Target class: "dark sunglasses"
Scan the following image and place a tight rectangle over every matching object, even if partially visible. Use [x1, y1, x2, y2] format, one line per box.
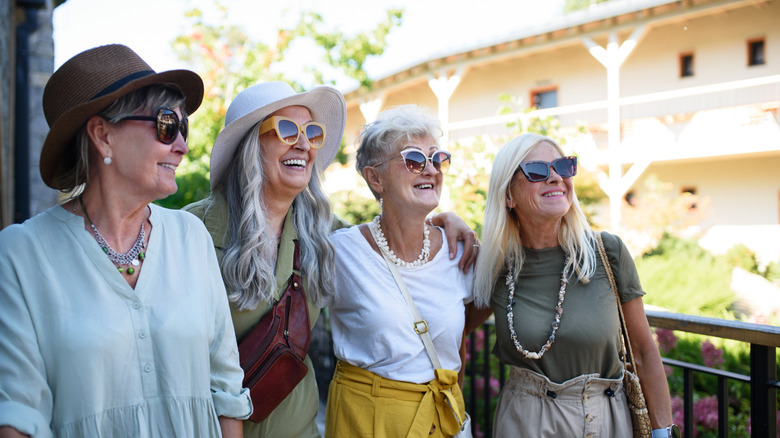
[517, 156, 577, 182]
[117, 107, 188, 145]
[258, 116, 326, 149]
[377, 149, 452, 175]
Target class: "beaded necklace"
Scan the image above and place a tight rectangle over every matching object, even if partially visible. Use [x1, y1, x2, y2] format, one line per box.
[505, 254, 570, 360]
[77, 196, 146, 275]
[370, 215, 430, 268]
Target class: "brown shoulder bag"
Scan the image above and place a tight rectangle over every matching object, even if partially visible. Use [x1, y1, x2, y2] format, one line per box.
[238, 240, 311, 422]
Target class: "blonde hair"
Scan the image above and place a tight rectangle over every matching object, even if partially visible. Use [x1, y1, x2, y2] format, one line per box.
[473, 133, 596, 308]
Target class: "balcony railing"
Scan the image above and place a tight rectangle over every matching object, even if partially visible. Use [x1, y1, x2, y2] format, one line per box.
[464, 310, 780, 438]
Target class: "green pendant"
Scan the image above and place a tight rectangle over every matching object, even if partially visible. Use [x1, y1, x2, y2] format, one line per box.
[102, 247, 109, 254]
[127, 267, 135, 275]
[138, 252, 145, 261]
[117, 267, 124, 273]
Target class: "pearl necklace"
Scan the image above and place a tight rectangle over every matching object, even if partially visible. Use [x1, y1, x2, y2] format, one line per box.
[78, 196, 146, 275]
[370, 215, 430, 268]
[505, 254, 570, 360]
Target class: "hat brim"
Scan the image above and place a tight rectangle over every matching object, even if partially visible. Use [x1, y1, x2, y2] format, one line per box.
[40, 69, 204, 190]
[209, 85, 346, 190]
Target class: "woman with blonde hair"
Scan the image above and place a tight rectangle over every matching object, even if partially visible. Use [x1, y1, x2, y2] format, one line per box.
[474, 133, 677, 437]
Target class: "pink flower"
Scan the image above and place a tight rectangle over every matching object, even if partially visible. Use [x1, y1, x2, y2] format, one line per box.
[701, 340, 724, 368]
[475, 422, 484, 438]
[655, 329, 678, 353]
[474, 376, 500, 398]
[474, 329, 486, 352]
[693, 396, 719, 430]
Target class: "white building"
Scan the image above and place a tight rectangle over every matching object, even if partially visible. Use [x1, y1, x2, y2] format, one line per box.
[334, 0, 780, 264]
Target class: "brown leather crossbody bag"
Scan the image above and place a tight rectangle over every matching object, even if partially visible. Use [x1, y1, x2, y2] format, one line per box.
[238, 240, 311, 422]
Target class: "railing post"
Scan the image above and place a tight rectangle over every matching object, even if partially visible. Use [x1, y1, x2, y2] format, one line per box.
[683, 369, 694, 438]
[750, 344, 777, 438]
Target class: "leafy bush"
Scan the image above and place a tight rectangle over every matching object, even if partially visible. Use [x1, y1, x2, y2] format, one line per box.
[635, 233, 737, 317]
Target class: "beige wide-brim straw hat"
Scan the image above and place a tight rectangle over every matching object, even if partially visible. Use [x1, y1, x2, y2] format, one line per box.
[40, 44, 204, 190]
[209, 81, 347, 190]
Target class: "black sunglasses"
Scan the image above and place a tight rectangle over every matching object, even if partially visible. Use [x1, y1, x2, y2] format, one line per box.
[117, 107, 188, 145]
[517, 156, 577, 182]
[377, 149, 452, 175]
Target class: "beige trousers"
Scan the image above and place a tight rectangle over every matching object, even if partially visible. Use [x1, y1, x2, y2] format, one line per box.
[493, 366, 633, 438]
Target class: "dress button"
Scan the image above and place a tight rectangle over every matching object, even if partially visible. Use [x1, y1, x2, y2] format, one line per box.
[144, 364, 152, 373]
[139, 330, 147, 339]
[132, 301, 141, 309]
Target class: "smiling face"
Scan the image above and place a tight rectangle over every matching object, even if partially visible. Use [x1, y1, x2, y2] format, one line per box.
[379, 137, 443, 217]
[259, 105, 318, 203]
[507, 141, 574, 227]
[109, 106, 188, 201]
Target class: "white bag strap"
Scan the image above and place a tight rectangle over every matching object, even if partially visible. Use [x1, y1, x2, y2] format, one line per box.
[367, 224, 443, 369]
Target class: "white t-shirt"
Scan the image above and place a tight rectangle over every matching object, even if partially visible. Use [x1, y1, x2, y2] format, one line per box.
[325, 225, 474, 384]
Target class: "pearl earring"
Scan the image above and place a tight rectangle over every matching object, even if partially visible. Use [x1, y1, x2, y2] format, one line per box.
[104, 156, 112, 165]
[379, 197, 383, 211]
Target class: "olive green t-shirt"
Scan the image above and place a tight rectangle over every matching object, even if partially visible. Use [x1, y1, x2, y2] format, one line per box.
[490, 232, 645, 383]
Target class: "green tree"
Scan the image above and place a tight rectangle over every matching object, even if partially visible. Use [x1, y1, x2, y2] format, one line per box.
[564, 0, 611, 13]
[156, 1, 403, 208]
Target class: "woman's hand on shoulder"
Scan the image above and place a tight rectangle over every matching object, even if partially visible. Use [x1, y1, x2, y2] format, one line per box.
[431, 212, 479, 273]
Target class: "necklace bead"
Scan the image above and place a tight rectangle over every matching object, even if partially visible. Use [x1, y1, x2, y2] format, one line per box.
[79, 196, 146, 275]
[506, 254, 570, 360]
[370, 215, 430, 268]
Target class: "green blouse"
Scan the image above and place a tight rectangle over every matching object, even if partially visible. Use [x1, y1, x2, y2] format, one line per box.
[490, 232, 645, 384]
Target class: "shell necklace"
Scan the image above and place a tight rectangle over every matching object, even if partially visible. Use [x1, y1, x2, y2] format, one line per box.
[78, 196, 146, 275]
[505, 254, 570, 360]
[370, 215, 430, 268]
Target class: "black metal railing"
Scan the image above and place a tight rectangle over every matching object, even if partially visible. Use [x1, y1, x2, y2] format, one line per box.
[463, 311, 780, 438]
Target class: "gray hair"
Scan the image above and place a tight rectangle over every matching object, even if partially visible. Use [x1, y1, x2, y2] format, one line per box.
[473, 133, 597, 308]
[60, 84, 187, 197]
[355, 104, 442, 199]
[217, 122, 335, 310]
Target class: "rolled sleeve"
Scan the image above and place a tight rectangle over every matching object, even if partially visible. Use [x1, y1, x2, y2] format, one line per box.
[0, 401, 52, 438]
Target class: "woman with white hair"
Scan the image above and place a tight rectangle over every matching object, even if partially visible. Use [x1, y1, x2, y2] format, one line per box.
[473, 133, 677, 437]
[324, 105, 489, 438]
[184, 84, 478, 438]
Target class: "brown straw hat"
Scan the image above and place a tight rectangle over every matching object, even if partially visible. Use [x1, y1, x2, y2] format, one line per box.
[40, 44, 204, 189]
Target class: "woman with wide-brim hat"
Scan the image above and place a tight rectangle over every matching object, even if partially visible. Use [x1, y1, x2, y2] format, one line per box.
[184, 82, 478, 437]
[0, 45, 252, 438]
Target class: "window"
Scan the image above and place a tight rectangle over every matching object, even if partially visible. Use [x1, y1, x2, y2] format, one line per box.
[530, 88, 558, 109]
[681, 186, 697, 210]
[748, 38, 765, 66]
[679, 52, 694, 77]
[624, 191, 637, 207]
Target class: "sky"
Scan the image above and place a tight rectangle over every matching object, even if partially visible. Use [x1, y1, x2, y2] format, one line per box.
[53, 0, 565, 92]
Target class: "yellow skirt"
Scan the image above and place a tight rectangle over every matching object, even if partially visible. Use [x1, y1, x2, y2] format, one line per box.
[325, 361, 466, 438]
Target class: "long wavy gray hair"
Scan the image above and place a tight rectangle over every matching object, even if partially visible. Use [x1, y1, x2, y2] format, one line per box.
[215, 122, 335, 311]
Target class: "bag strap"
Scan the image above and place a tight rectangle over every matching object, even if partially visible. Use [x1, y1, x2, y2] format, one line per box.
[367, 224, 444, 369]
[367, 224, 468, 431]
[594, 232, 638, 373]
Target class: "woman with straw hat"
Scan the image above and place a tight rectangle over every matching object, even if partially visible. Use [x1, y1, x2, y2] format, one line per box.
[184, 82, 478, 437]
[0, 45, 251, 438]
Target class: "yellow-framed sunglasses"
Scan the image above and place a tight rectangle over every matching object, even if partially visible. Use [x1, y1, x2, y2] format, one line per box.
[258, 116, 326, 149]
